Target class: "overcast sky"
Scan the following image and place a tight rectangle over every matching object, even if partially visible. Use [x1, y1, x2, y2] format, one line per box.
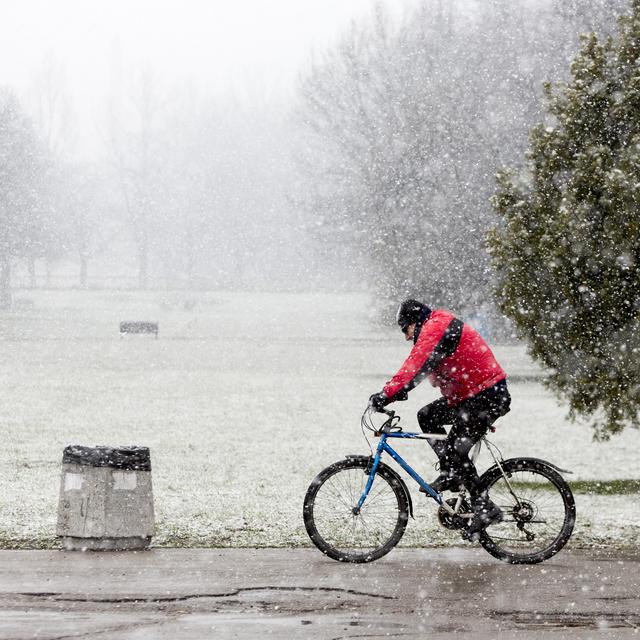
[1, 0, 377, 153]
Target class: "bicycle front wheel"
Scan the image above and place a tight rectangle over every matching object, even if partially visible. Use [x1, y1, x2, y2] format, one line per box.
[478, 458, 576, 564]
[303, 458, 409, 563]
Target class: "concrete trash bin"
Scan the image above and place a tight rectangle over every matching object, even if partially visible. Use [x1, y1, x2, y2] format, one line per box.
[56, 445, 155, 551]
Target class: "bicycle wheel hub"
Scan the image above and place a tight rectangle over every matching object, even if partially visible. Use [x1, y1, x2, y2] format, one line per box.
[513, 500, 536, 522]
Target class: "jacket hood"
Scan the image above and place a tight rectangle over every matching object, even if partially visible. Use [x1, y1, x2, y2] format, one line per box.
[413, 306, 432, 344]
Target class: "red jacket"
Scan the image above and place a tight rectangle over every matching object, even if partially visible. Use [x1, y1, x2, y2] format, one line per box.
[383, 309, 506, 406]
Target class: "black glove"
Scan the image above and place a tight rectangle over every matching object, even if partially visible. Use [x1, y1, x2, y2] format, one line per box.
[368, 392, 389, 411]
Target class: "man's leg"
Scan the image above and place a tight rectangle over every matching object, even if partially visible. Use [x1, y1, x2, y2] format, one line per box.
[440, 381, 511, 496]
[440, 408, 488, 497]
[445, 397, 511, 536]
[417, 399, 460, 492]
[441, 411, 503, 537]
[417, 398, 453, 461]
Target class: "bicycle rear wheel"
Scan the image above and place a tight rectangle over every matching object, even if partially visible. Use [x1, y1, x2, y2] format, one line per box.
[303, 458, 409, 563]
[478, 458, 576, 564]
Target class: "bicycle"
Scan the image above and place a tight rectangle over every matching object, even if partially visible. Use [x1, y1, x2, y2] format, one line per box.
[303, 406, 576, 564]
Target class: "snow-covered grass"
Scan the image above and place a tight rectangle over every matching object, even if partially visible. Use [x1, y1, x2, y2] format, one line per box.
[0, 289, 637, 549]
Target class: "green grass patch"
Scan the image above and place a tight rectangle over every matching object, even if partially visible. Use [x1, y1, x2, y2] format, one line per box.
[493, 479, 640, 494]
[0, 534, 58, 550]
[568, 479, 640, 495]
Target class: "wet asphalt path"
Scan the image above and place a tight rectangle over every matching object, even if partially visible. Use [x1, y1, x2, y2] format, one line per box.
[0, 547, 638, 639]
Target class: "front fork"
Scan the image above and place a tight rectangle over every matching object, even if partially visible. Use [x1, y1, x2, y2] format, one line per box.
[354, 451, 383, 513]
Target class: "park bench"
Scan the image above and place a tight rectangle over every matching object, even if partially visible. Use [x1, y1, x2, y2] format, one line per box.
[119, 321, 158, 338]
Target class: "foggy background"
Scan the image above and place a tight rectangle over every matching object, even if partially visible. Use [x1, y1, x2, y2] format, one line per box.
[2, 0, 639, 552]
[0, 0, 627, 319]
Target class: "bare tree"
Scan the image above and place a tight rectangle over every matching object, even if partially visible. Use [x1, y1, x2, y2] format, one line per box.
[0, 90, 47, 308]
[106, 67, 166, 289]
[55, 163, 102, 288]
[294, 0, 628, 321]
[30, 53, 75, 159]
[28, 54, 77, 286]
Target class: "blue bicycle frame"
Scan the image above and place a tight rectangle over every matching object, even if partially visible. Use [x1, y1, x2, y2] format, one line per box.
[356, 430, 445, 510]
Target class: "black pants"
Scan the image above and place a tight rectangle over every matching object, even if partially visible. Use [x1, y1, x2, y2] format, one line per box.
[417, 380, 511, 497]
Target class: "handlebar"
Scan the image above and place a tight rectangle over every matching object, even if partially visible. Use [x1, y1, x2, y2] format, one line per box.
[361, 405, 402, 435]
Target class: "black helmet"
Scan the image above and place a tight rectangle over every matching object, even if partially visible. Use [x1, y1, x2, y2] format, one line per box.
[396, 299, 430, 333]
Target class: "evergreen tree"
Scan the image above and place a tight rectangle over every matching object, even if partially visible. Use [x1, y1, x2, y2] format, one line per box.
[489, 0, 640, 437]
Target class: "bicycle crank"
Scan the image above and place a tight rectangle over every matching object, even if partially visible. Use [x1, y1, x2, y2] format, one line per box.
[437, 497, 472, 530]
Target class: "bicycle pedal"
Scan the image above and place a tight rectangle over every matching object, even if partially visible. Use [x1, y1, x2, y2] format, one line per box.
[461, 529, 482, 543]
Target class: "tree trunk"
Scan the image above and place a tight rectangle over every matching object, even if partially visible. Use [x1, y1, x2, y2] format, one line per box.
[184, 226, 196, 289]
[28, 257, 36, 288]
[138, 240, 148, 290]
[0, 255, 11, 310]
[79, 254, 88, 289]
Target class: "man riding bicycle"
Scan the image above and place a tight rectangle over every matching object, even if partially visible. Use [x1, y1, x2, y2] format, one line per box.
[369, 299, 511, 538]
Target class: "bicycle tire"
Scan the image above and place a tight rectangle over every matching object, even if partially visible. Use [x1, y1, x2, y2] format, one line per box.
[478, 457, 576, 564]
[303, 458, 409, 563]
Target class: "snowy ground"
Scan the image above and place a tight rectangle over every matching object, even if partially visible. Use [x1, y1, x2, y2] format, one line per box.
[0, 290, 638, 549]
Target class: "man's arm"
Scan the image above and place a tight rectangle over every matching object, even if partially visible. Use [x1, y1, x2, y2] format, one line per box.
[382, 314, 463, 400]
